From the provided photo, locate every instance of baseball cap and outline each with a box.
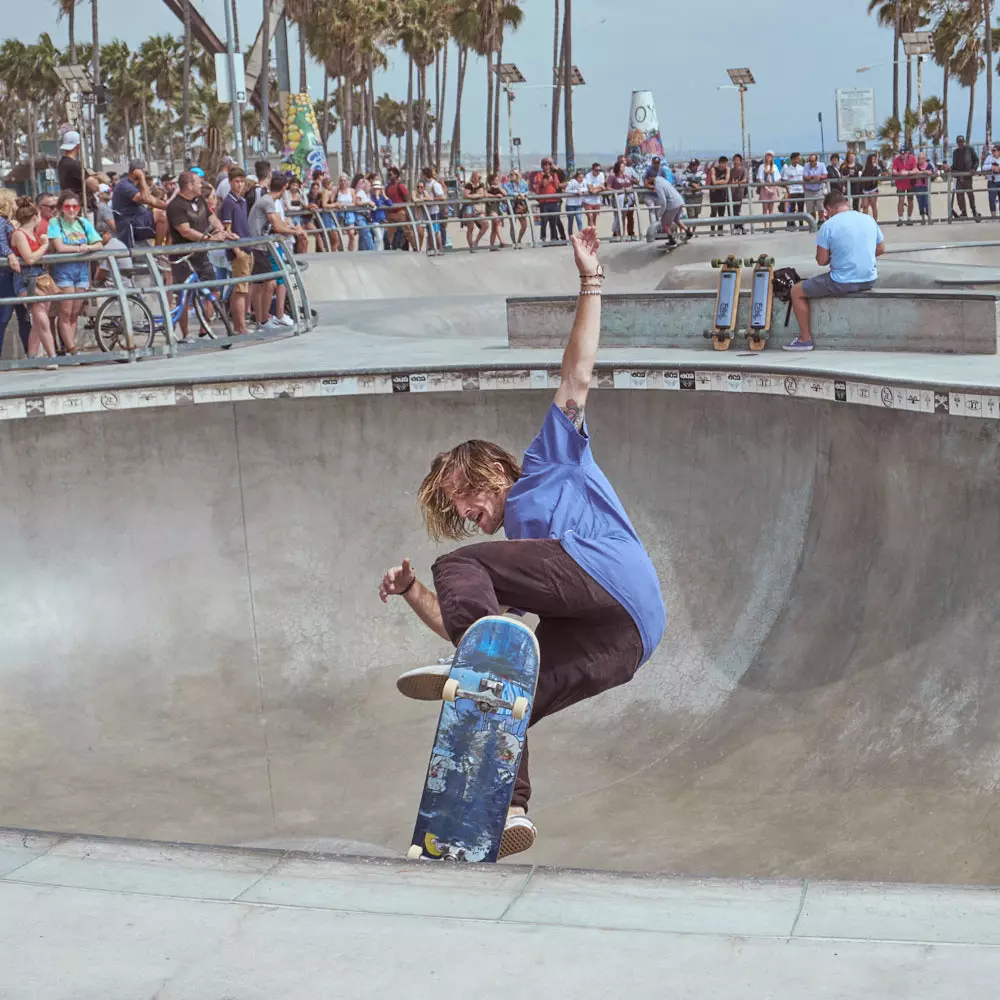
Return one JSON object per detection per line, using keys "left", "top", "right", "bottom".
{"left": 98, "top": 183, "right": 110, "bottom": 194}
{"left": 60, "top": 129, "right": 81, "bottom": 150}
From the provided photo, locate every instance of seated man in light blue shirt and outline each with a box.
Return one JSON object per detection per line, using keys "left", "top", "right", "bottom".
{"left": 785, "top": 189, "right": 885, "bottom": 351}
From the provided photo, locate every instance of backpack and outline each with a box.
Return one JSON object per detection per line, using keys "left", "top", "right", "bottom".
{"left": 772, "top": 267, "right": 801, "bottom": 327}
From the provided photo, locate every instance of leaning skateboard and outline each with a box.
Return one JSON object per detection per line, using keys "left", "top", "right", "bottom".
{"left": 704, "top": 255, "right": 742, "bottom": 350}
{"left": 407, "top": 615, "right": 540, "bottom": 863}
{"left": 743, "top": 254, "right": 775, "bottom": 351}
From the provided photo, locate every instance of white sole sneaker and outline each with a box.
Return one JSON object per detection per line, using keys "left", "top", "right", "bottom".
{"left": 499, "top": 815, "right": 536, "bottom": 859}
{"left": 396, "top": 664, "right": 452, "bottom": 700}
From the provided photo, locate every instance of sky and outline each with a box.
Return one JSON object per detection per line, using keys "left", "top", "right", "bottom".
{"left": 8, "top": 0, "right": 997, "bottom": 158}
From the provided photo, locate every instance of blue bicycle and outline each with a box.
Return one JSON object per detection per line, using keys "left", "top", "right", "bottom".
{"left": 93, "top": 252, "right": 233, "bottom": 352}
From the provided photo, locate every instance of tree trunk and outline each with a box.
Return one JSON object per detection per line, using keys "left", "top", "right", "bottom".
{"left": 322, "top": 70, "right": 330, "bottom": 154}
{"left": 985, "top": 0, "right": 994, "bottom": 147}
{"left": 434, "top": 50, "right": 442, "bottom": 170}
{"left": 450, "top": 46, "right": 467, "bottom": 173}
{"left": 892, "top": 5, "right": 900, "bottom": 122}
{"left": 27, "top": 100, "right": 37, "bottom": 198}
{"left": 485, "top": 50, "right": 494, "bottom": 172}
{"left": 92, "top": 0, "right": 102, "bottom": 169}
{"left": 493, "top": 36, "right": 503, "bottom": 173}
{"left": 344, "top": 74, "right": 355, "bottom": 176}
{"left": 299, "top": 22, "right": 307, "bottom": 93}
{"left": 942, "top": 61, "right": 950, "bottom": 163}
{"left": 183, "top": 0, "right": 192, "bottom": 165}
{"left": 142, "top": 102, "right": 152, "bottom": 165}
{"left": 124, "top": 105, "right": 132, "bottom": 160}
{"left": 436, "top": 43, "right": 447, "bottom": 171}
{"left": 563, "top": 0, "right": 574, "bottom": 172}
{"left": 68, "top": 3, "right": 77, "bottom": 64}
{"left": 338, "top": 70, "right": 347, "bottom": 173}
{"left": 260, "top": 0, "right": 270, "bottom": 154}
{"left": 551, "top": 0, "right": 561, "bottom": 160}
{"left": 967, "top": 77, "right": 976, "bottom": 143}
{"left": 405, "top": 56, "right": 414, "bottom": 186}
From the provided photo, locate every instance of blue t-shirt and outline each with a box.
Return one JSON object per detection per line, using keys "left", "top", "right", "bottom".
{"left": 504, "top": 404, "right": 666, "bottom": 664}
{"left": 221, "top": 192, "right": 250, "bottom": 238}
{"left": 818, "top": 209, "right": 884, "bottom": 284}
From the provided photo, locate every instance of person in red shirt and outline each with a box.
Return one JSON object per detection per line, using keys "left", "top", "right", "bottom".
{"left": 385, "top": 166, "right": 415, "bottom": 250}
{"left": 892, "top": 144, "right": 917, "bottom": 227}
{"left": 34, "top": 192, "right": 58, "bottom": 242}
{"left": 531, "top": 158, "right": 566, "bottom": 243}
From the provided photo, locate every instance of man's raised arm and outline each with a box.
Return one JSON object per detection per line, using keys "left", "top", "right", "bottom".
{"left": 553, "top": 227, "right": 604, "bottom": 430}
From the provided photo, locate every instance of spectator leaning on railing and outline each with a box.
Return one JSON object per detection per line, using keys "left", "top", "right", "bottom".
{"left": 891, "top": 144, "right": 918, "bottom": 227}
{"left": 10, "top": 196, "right": 58, "bottom": 368}
{"left": 48, "top": 188, "right": 102, "bottom": 358}
{"left": 504, "top": 170, "right": 530, "bottom": 246}
{"left": 803, "top": 153, "right": 827, "bottom": 225}
{"left": 983, "top": 144, "right": 1000, "bottom": 219}
{"left": 248, "top": 172, "right": 302, "bottom": 331}
{"left": 564, "top": 168, "right": 586, "bottom": 236}
{"left": 781, "top": 152, "right": 806, "bottom": 228}
{"left": 220, "top": 167, "right": 253, "bottom": 335}
{"left": 950, "top": 135, "right": 981, "bottom": 221}
{"left": 0, "top": 188, "right": 33, "bottom": 360}
{"left": 533, "top": 158, "right": 566, "bottom": 243}
{"left": 784, "top": 190, "right": 885, "bottom": 352}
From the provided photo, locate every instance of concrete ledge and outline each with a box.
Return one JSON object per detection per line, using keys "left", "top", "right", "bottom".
{"left": 507, "top": 288, "right": 1000, "bottom": 354}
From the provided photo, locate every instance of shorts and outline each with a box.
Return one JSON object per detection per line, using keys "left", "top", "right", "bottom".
{"left": 13, "top": 265, "right": 45, "bottom": 297}
{"left": 170, "top": 252, "right": 215, "bottom": 288}
{"left": 229, "top": 247, "right": 252, "bottom": 295}
{"left": 660, "top": 205, "right": 683, "bottom": 230}
{"left": 51, "top": 260, "right": 91, "bottom": 289}
{"left": 800, "top": 272, "right": 874, "bottom": 298}
{"left": 805, "top": 193, "right": 824, "bottom": 212}
{"left": 336, "top": 211, "right": 356, "bottom": 227}
{"left": 251, "top": 248, "right": 277, "bottom": 277}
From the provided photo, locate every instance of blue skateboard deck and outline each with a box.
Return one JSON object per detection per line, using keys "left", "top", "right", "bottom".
{"left": 407, "top": 616, "right": 540, "bottom": 863}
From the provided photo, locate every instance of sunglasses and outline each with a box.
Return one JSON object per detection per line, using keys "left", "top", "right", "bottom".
{"left": 62, "top": 204, "right": 80, "bottom": 212}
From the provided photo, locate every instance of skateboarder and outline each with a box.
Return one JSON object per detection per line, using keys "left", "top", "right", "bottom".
{"left": 378, "top": 227, "right": 666, "bottom": 858}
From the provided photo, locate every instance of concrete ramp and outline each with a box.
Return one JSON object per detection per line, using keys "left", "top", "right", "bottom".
{"left": 3, "top": 388, "right": 1000, "bottom": 883}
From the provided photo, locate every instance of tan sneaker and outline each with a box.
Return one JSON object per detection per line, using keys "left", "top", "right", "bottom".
{"left": 396, "top": 664, "right": 451, "bottom": 700}
{"left": 499, "top": 814, "right": 536, "bottom": 859}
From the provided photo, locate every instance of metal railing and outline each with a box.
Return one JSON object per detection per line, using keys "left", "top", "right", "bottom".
{"left": 0, "top": 235, "right": 314, "bottom": 371}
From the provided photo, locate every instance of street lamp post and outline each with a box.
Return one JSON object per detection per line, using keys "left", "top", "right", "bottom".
{"left": 498, "top": 63, "right": 526, "bottom": 174}
{"left": 902, "top": 31, "right": 934, "bottom": 152}
{"left": 723, "top": 68, "right": 755, "bottom": 161}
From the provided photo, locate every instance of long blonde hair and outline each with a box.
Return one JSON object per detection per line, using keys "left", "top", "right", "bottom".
{"left": 417, "top": 440, "right": 521, "bottom": 541}
{"left": 0, "top": 188, "right": 17, "bottom": 221}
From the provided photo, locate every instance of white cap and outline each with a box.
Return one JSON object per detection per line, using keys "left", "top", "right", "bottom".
{"left": 60, "top": 130, "right": 81, "bottom": 150}
{"left": 98, "top": 183, "right": 110, "bottom": 194}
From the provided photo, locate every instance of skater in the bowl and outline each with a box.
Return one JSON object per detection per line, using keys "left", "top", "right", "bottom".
{"left": 379, "top": 227, "right": 666, "bottom": 859}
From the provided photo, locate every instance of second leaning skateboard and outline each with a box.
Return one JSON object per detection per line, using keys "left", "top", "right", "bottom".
{"left": 743, "top": 254, "right": 775, "bottom": 351}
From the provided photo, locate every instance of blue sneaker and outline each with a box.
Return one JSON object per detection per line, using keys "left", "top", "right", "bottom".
{"left": 783, "top": 337, "right": 814, "bottom": 351}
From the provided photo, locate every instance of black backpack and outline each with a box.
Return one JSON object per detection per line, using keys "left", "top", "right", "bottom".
{"left": 772, "top": 266, "right": 801, "bottom": 326}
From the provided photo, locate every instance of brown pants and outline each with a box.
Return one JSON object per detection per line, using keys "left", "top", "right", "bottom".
{"left": 432, "top": 539, "right": 643, "bottom": 810}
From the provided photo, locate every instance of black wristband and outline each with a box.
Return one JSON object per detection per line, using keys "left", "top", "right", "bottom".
{"left": 399, "top": 577, "right": 417, "bottom": 596}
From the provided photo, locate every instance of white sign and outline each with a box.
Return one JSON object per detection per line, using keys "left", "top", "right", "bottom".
{"left": 215, "top": 53, "right": 247, "bottom": 103}
{"left": 836, "top": 88, "right": 877, "bottom": 142}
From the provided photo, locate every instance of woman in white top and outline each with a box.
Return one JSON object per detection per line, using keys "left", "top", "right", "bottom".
{"left": 334, "top": 174, "right": 358, "bottom": 251}
{"left": 756, "top": 151, "right": 782, "bottom": 232}
{"left": 583, "top": 162, "right": 605, "bottom": 228}
{"left": 564, "top": 167, "right": 586, "bottom": 235}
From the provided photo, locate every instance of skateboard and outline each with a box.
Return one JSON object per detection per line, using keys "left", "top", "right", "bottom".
{"left": 407, "top": 615, "right": 540, "bottom": 863}
{"left": 704, "top": 255, "right": 742, "bottom": 350}
{"left": 743, "top": 255, "right": 775, "bottom": 351}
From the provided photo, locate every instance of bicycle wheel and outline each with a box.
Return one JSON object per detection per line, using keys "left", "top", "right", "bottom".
{"left": 192, "top": 289, "right": 233, "bottom": 340}
{"left": 93, "top": 294, "right": 156, "bottom": 352}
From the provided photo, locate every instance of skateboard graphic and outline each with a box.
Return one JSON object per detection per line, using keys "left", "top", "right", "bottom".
{"left": 407, "top": 615, "right": 540, "bottom": 863}
{"left": 743, "top": 254, "right": 775, "bottom": 351}
{"left": 704, "top": 255, "right": 742, "bottom": 350}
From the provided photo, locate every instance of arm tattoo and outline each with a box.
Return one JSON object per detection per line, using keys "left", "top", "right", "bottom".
{"left": 561, "top": 398, "right": 585, "bottom": 431}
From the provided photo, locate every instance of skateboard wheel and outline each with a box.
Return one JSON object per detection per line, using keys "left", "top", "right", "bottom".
{"left": 406, "top": 844, "right": 423, "bottom": 860}
{"left": 512, "top": 697, "right": 529, "bottom": 721}
{"left": 442, "top": 678, "right": 460, "bottom": 703}
{"left": 710, "top": 258, "right": 722, "bottom": 267}
{"left": 744, "top": 257, "right": 754, "bottom": 266}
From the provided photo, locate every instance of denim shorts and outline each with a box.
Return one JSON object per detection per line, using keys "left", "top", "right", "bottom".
{"left": 13, "top": 265, "right": 44, "bottom": 296}
{"left": 336, "top": 211, "right": 356, "bottom": 227}
{"left": 51, "top": 260, "right": 91, "bottom": 289}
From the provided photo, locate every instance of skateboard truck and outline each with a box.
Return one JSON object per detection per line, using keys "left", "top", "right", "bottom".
{"left": 704, "top": 255, "right": 742, "bottom": 351}
{"left": 442, "top": 677, "right": 530, "bottom": 721}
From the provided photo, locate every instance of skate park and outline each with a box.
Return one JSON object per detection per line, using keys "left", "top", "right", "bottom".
{"left": 4, "top": 216, "right": 1000, "bottom": 994}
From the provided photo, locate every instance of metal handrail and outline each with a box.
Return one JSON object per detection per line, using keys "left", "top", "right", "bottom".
{"left": 0, "top": 235, "right": 314, "bottom": 370}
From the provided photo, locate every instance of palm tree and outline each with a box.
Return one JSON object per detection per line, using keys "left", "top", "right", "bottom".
{"left": 285, "top": 0, "right": 313, "bottom": 93}
{"left": 933, "top": 6, "right": 965, "bottom": 160}
{"left": 449, "top": 1, "right": 479, "bottom": 173}
{"left": 139, "top": 35, "right": 182, "bottom": 171}
{"left": 983, "top": 0, "right": 994, "bottom": 147}
{"left": 562, "top": 0, "right": 573, "bottom": 171}
{"left": 182, "top": 0, "right": 192, "bottom": 166}
{"left": 868, "top": 0, "right": 931, "bottom": 123}
{"left": 551, "top": 0, "right": 562, "bottom": 161}
{"left": 91, "top": 0, "right": 101, "bottom": 168}
{"left": 54, "top": 0, "right": 80, "bottom": 64}
{"left": 952, "top": 21, "right": 985, "bottom": 141}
